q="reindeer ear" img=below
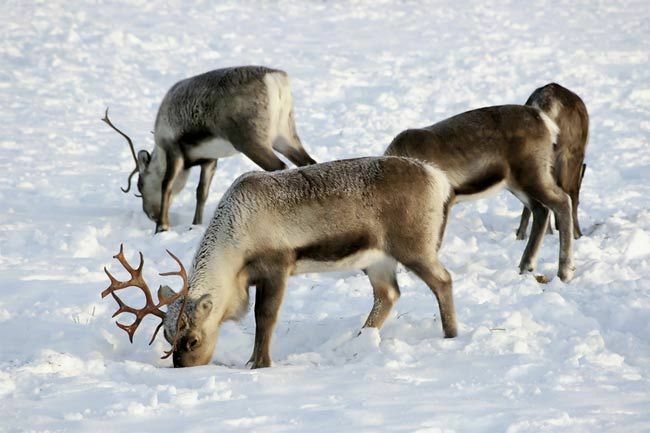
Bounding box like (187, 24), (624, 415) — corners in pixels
(158, 285), (177, 302)
(195, 294), (213, 323)
(137, 150), (151, 171)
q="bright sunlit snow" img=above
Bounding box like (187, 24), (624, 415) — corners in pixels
(1, 1), (649, 432)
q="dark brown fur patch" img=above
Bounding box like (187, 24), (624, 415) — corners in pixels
(454, 166), (505, 196)
(179, 128), (213, 146)
(296, 232), (374, 262)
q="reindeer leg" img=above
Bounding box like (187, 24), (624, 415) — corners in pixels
(405, 258), (457, 338)
(246, 286), (263, 366)
(243, 144), (287, 172)
(572, 163), (587, 239)
(271, 109), (317, 166)
(519, 200), (549, 274)
(517, 201), (552, 240)
(192, 159), (217, 226)
(362, 258), (400, 329)
(251, 267), (289, 369)
(229, 125), (287, 171)
(516, 207), (531, 240)
(527, 185), (575, 282)
(156, 156), (184, 233)
(273, 139), (317, 167)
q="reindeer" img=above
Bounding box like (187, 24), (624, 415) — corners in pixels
(516, 83), (589, 240)
(102, 157), (457, 368)
(385, 104), (575, 282)
(102, 66), (316, 233)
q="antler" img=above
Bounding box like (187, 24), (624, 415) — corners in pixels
(102, 245), (190, 359)
(158, 249), (190, 359)
(101, 108), (140, 194)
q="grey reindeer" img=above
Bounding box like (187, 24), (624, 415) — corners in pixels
(516, 83), (589, 240)
(385, 104), (576, 282)
(103, 66), (316, 233)
(103, 157), (457, 368)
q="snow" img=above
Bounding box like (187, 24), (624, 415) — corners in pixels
(1, 1), (649, 432)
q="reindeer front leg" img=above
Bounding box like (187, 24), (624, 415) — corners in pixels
(193, 159), (218, 226)
(156, 156), (184, 233)
(250, 267), (289, 369)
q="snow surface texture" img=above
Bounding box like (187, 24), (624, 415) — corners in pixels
(1, 1), (649, 432)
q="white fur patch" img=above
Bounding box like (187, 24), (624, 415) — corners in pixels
(508, 187), (532, 207)
(538, 110), (560, 145)
(422, 162), (453, 205)
(264, 72), (294, 144)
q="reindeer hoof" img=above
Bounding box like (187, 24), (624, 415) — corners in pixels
(558, 263), (575, 282)
(519, 262), (535, 274)
(515, 230), (527, 240)
(251, 358), (272, 369)
(155, 223), (169, 234)
(444, 327), (458, 338)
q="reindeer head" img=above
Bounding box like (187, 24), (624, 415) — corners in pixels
(160, 290), (216, 367)
(101, 109), (164, 223)
(102, 245), (215, 367)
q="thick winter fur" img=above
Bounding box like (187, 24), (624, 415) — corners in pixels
(161, 157), (456, 368)
(385, 104), (575, 282)
(133, 66), (316, 233)
(516, 83), (589, 240)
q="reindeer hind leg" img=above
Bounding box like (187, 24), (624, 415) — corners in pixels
(404, 258), (457, 338)
(363, 257), (400, 329)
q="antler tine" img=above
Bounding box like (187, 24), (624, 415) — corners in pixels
(102, 108), (138, 163)
(121, 167), (139, 194)
(158, 249), (190, 301)
(136, 251), (145, 273)
(161, 347), (174, 359)
(102, 107), (140, 194)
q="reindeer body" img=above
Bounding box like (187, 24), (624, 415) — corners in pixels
(161, 157), (456, 368)
(516, 83), (589, 240)
(385, 104), (575, 282)
(107, 66), (316, 233)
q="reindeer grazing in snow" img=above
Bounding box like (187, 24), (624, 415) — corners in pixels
(102, 66), (316, 233)
(385, 104), (576, 282)
(102, 157), (456, 368)
(516, 83), (589, 240)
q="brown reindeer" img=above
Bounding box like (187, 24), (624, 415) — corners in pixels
(385, 104), (576, 282)
(516, 83), (589, 240)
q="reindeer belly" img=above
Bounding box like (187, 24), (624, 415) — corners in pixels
(294, 249), (389, 274)
(451, 164), (507, 203)
(186, 136), (239, 160)
(292, 231), (389, 274)
(455, 179), (507, 202)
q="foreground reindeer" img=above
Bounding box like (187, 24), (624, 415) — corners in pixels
(385, 105), (575, 282)
(102, 66), (316, 233)
(516, 83), (589, 240)
(103, 157), (456, 368)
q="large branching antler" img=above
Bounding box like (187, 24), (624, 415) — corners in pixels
(102, 245), (189, 359)
(101, 108), (141, 195)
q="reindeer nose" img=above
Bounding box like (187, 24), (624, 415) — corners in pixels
(172, 351), (182, 368)
(186, 336), (200, 351)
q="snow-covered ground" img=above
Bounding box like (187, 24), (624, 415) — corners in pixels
(1, 1), (649, 431)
